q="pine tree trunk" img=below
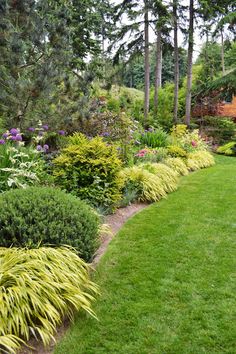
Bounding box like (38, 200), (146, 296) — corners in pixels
(185, 0), (194, 127)
(220, 29), (225, 75)
(144, 0), (150, 126)
(173, 0), (179, 124)
(154, 27), (162, 117)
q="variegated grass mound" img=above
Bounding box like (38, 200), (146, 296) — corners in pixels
(120, 166), (167, 202)
(187, 151), (215, 171)
(0, 247), (98, 354)
(164, 157), (189, 176)
(141, 163), (179, 193)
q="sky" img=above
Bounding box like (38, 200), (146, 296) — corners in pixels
(112, 0), (203, 61)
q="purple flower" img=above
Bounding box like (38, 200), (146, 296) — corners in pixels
(10, 128), (19, 136)
(2, 133), (8, 139)
(15, 134), (22, 141)
(58, 130), (65, 136)
(28, 127), (35, 132)
(38, 131), (44, 137)
(36, 145), (43, 151)
(43, 144), (49, 151)
(148, 128), (153, 132)
(9, 136), (17, 141)
(42, 125), (49, 131)
(0, 139), (5, 145)
(102, 132), (109, 137)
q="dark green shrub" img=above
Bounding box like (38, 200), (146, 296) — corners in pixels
(53, 133), (124, 210)
(106, 98), (120, 113)
(199, 116), (236, 144)
(0, 187), (100, 261)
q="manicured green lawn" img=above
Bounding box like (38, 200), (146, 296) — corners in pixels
(55, 155), (236, 354)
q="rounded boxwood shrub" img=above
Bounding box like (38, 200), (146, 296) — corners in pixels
(0, 187), (100, 261)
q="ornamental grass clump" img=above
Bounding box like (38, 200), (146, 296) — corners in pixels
(186, 151), (215, 171)
(217, 141), (236, 156)
(120, 166), (166, 202)
(0, 247), (98, 354)
(53, 133), (124, 211)
(138, 128), (168, 148)
(0, 187), (100, 261)
(164, 157), (189, 176)
(141, 163), (179, 193)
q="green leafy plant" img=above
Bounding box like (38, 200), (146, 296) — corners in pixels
(138, 128), (168, 148)
(167, 145), (187, 158)
(164, 157), (189, 176)
(170, 125), (208, 152)
(119, 166), (167, 202)
(0, 247), (98, 353)
(53, 133), (124, 211)
(0, 144), (49, 192)
(141, 163), (179, 193)
(171, 124), (188, 138)
(186, 151), (215, 171)
(200, 116), (236, 144)
(0, 187), (100, 261)
(217, 141), (236, 156)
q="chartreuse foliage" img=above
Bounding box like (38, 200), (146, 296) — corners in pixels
(141, 163), (179, 193)
(217, 141), (236, 156)
(55, 155), (236, 354)
(53, 133), (124, 210)
(0, 187), (99, 262)
(0, 247), (98, 354)
(164, 157), (189, 176)
(187, 151), (215, 171)
(119, 166), (167, 202)
(167, 145), (187, 158)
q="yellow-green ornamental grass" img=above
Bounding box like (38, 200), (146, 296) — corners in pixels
(164, 157), (189, 176)
(0, 247), (98, 354)
(187, 151), (215, 171)
(141, 163), (179, 193)
(119, 166), (167, 202)
(120, 152), (215, 203)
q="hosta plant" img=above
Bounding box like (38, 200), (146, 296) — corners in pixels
(120, 166), (166, 202)
(164, 157), (189, 176)
(0, 247), (98, 354)
(141, 163), (179, 193)
(186, 151), (215, 171)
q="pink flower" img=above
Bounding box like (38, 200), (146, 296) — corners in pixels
(191, 140), (197, 147)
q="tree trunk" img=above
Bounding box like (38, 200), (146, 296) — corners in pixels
(154, 26), (162, 117)
(220, 29), (225, 75)
(144, 0), (150, 126)
(173, 0), (179, 124)
(185, 0), (194, 127)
